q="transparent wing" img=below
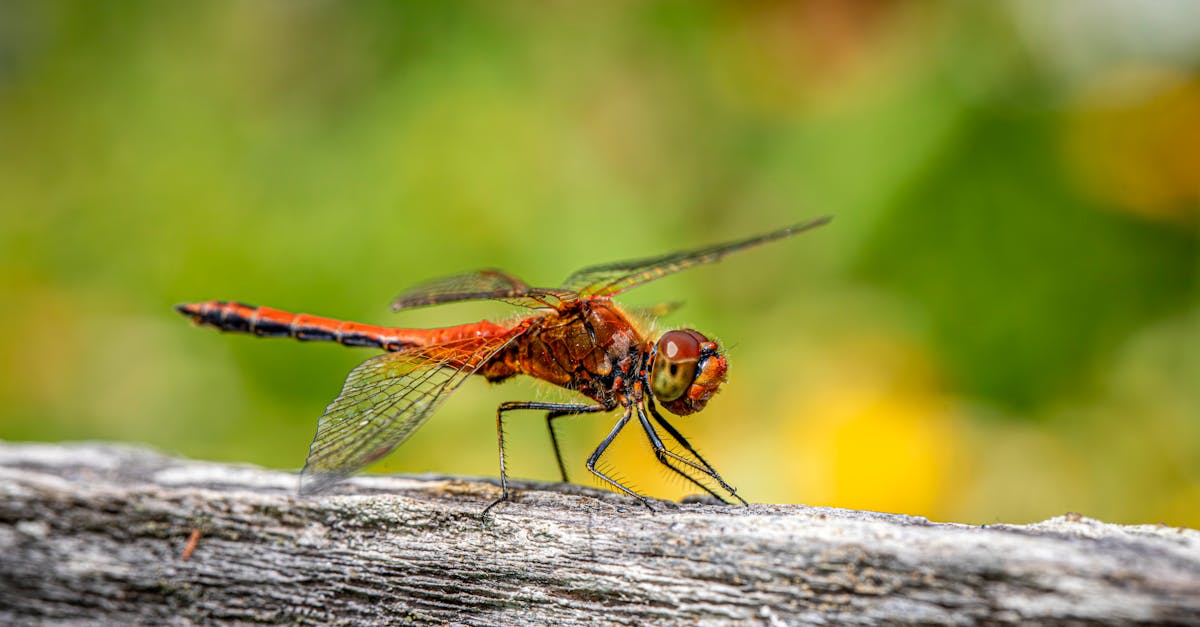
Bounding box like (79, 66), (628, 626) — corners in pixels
(391, 268), (574, 311)
(299, 332), (520, 494)
(560, 216), (831, 298)
(626, 301), (685, 319)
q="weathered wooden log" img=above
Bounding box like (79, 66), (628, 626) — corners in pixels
(1, 441), (1197, 625)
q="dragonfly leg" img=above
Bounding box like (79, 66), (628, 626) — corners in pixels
(546, 411), (572, 483)
(585, 406), (653, 510)
(546, 404), (607, 483)
(646, 399), (748, 505)
(633, 404), (730, 504)
(483, 401), (604, 515)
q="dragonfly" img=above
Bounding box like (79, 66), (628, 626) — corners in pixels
(176, 216), (830, 512)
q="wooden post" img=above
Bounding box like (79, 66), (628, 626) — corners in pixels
(1, 441), (1197, 625)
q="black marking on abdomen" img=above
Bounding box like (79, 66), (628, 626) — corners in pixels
(218, 309), (250, 333)
(295, 328), (336, 342)
(251, 319), (291, 338)
(338, 332), (379, 348)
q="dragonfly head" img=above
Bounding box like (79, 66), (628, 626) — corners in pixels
(649, 329), (728, 416)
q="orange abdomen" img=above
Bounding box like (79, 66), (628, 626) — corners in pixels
(175, 300), (511, 352)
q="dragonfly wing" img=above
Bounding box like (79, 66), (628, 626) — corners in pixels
(391, 269), (574, 311)
(560, 216), (831, 298)
(619, 302), (686, 329)
(299, 332), (520, 495)
(627, 301), (685, 319)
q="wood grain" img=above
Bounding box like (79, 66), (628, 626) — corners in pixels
(1, 441), (1197, 625)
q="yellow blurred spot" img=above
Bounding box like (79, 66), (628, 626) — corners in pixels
(1064, 67), (1200, 223)
(782, 338), (967, 518)
(0, 284), (83, 410)
(1157, 483), (1200, 528)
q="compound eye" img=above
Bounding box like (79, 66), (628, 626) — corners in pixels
(651, 330), (702, 402)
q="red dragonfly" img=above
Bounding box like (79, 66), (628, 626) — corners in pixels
(176, 217), (829, 511)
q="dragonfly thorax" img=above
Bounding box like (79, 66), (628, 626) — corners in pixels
(648, 329), (727, 416)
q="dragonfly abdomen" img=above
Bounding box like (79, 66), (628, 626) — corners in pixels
(175, 301), (417, 351)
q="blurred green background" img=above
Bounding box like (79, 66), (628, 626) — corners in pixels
(2, 1), (1197, 526)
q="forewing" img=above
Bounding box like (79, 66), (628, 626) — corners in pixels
(391, 269), (573, 311)
(627, 301), (685, 319)
(299, 333), (519, 494)
(560, 216), (831, 298)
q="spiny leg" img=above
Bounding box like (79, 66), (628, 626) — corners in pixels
(647, 402), (736, 488)
(634, 403), (729, 504)
(483, 401), (604, 515)
(546, 410), (572, 483)
(546, 405), (607, 483)
(647, 398), (748, 505)
(585, 406), (653, 510)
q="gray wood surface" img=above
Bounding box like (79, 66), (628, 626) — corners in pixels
(1, 441), (1197, 625)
